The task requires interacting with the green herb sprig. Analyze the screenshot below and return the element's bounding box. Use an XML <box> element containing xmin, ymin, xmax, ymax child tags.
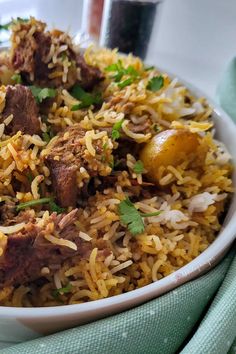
<box><xmin>118</xmin><ymin>198</ymin><xmax>162</xmax><ymax>235</ymax></box>
<box><xmin>52</xmin><ymin>283</ymin><xmax>72</xmax><ymax>298</ymax></box>
<box><xmin>147</xmin><ymin>75</ymin><xmax>164</xmax><ymax>92</ymax></box>
<box><xmin>11</xmin><ymin>73</ymin><xmax>22</xmax><ymax>84</ymax></box>
<box><xmin>133</xmin><ymin>160</ymin><xmax>144</xmax><ymax>174</ymax></box>
<box><xmin>105</xmin><ymin>60</ymin><xmax>139</xmax><ymax>89</ymax></box>
<box><xmin>0</xmin><ymin>18</ymin><xmax>28</xmax><ymax>31</ymax></box>
<box><xmin>29</xmin><ymin>86</ymin><xmax>57</xmax><ymax>104</ymax></box>
<box><xmin>70</xmin><ymin>84</ymin><xmax>102</xmax><ymax>110</ymax></box>
<box><xmin>111</xmin><ymin>119</ymin><xmax>124</xmax><ymax>140</ymax></box>
<box><xmin>16</xmin><ymin>197</ymin><xmax>65</xmax><ymax>214</ymax></box>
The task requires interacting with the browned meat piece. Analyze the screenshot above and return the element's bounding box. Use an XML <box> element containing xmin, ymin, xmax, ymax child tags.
<box><xmin>12</xmin><ymin>36</ymin><xmax>37</xmax><ymax>73</ymax></box>
<box><xmin>11</xmin><ymin>18</ymin><xmax>103</xmax><ymax>90</ymax></box>
<box><xmin>76</xmin><ymin>54</ymin><xmax>104</xmax><ymax>90</ymax></box>
<box><xmin>128</xmin><ymin>120</ymin><xmax>151</xmax><ymax>133</ymax></box>
<box><xmin>0</xmin><ymin>200</ymin><xmax>16</xmax><ymax>223</ymax></box>
<box><xmin>45</xmin><ymin>124</ymin><xmax>112</xmax><ymax>208</ymax></box>
<box><xmin>1</xmin><ymin>85</ymin><xmax>41</xmax><ymax>135</ymax></box>
<box><xmin>11</xmin><ymin>20</ymin><xmax>51</xmax><ymax>86</ymax></box>
<box><xmin>0</xmin><ymin>210</ymin><xmax>91</xmax><ymax>287</ymax></box>
<box><xmin>47</xmin><ymin>160</ymin><xmax>77</xmax><ymax>208</ymax></box>
<box><xmin>12</xmin><ymin>31</ymin><xmax>52</xmax><ymax>86</ymax></box>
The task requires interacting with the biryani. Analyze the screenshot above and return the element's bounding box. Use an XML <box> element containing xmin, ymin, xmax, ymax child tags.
<box><xmin>0</xmin><ymin>17</ymin><xmax>232</xmax><ymax>307</ymax></box>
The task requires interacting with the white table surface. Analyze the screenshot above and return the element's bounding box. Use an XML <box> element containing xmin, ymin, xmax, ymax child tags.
<box><xmin>0</xmin><ymin>0</ymin><xmax>235</xmax><ymax>349</ymax></box>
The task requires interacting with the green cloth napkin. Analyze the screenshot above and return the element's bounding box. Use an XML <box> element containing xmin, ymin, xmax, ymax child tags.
<box><xmin>217</xmin><ymin>57</ymin><xmax>236</xmax><ymax>122</ymax></box>
<box><xmin>1</xmin><ymin>247</ymin><xmax>235</xmax><ymax>354</ymax></box>
<box><xmin>2</xmin><ymin>60</ymin><xmax>236</xmax><ymax>354</ymax></box>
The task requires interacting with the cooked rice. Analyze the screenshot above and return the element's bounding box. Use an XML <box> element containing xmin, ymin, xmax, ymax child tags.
<box><xmin>0</xmin><ymin>18</ymin><xmax>233</xmax><ymax>308</ymax></box>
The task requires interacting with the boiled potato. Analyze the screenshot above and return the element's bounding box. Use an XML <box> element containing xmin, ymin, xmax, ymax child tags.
<box><xmin>140</xmin><ymin>129</ymin><xmax>200</xmax><ymax>183</ymax></box>
<box><xmin>0</xmin><ymin>52</ymin><xmax>15</xmax><ymax>86</ymax></box>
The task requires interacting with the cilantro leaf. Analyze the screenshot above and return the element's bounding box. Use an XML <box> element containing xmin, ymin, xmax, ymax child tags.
<box><xmin>147</xmin><ymin>76</ymin><xmax>164</xmax><ymax>92</ymax></box>
<box><xmin>118</xmin><ymin>198</ymin><xmax>145</xmax><ymax>235</ymax></box>
<box><xmin>152</xmin><ymin>124</ymin><xmax>160</xmax><ymax>133</ymax></box>
<box><xmin>133</xmin><ymin>160</ymin><xmax>144</xmax><ymax>174</ymax></box>
<box><xmin>0</xmin><ymin>22</ymin><xmax>11</xmax><ymax>31</ymax></box>
<box><xmin>70</xmin><ymin>84</ymin><xmax>102</xmax><ymax>110</ymax></box>
<box><xmin>118</xmin><ymin>198</ymin><xmax>162</xmax><ymax>236</ymax></box>
<box><xmin>49</xmin><ymin>200</ymin><xmax>65</xmax><ymax>214</ymax></box>
<box><xmin>42</xmin><ymin>127</ymin><xmax>55</xmax><ymax>144</ymax></box>
<box><xmin>117</xmin><ymin>78</ymin><xmax>134</xmax><ymax>89</ymax></box>
<box><xmin>105</xmin><ymin>63</ymin><xmax>119</xmax><ymax>72</ymax></box>
<box><xmin>38</xmin><ymin>88</ymin><xmax>56</xmax><ymax>103</ymax></box>
<box><xmin>111</xmin><ymin>119</ymin><xmax>124</xmax><ymax>140</ymax></box>
<box><xmin>105</xmin><ymin>61</ymin><xmax>139</xmax><ymax>89</ymax></box>
<box><xmin>0</xmin><ymin>18</ymin><xmax>28</xmax><ymax>31</ymax></box>
<box><xmin>16</xmin><ymin>197</ymin><xmax>65</xmax><ymax>214</ymax></box>
<box><xmin>52</xmin><ymin>283</ymin><xmax>72</xmax><ymax>298</ymax></box>
<box><xmin>126</xmin><ymin>66</ymin><xmax>139</xmax><ymax>77</ymax></box>
<box><xmin>11</xmin><ymin>73</ymin><xmax>22</xmax><ymax>84</ymax></box>
<box><xmin>42</xmin><ymin>132</ymin><xmax>51</xmax><ymax>143</ymax></box>
<box><xmin>16</xmin><ymin>197</ymin><xmax>52</xmax><ymax>211</ymax></box>
<box><xmin>29</xmin><ymin>86</ymin><xmax>56</xmax><ymax>103</ymax></box>
<box><xmin>144</xmin><ymin>66</ymin><xmax>155</xmax><ymax>71</ymax></box>
<box><xmin>60</xmin><ymin>52</ymin><xmax>67</xmax><ymax>61</ymax></box>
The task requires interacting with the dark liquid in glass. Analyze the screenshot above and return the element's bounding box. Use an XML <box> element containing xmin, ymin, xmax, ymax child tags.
<box><xmin>104</xmin><ymin>0</ymin><xmax>158</xmax><ymax>59</ymax></box>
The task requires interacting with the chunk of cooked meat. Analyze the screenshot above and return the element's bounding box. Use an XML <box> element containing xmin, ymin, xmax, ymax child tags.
<box><xmin>47</xmin><ymin>160</ymin><xmax>77</xmax><ymax>208</ymax></box>
<box><xmin>45</xmin><ymin>124</ymin><xmax>112</xmax><ymax>208</ymax></box>
<box><xmin>1</xmin><ymin>84</ymin><xmax>41</xmax><ymax>135</ymax></box>
<box><xmin>0</xmin><ymin>210</ymin><xmax>91</xmax><ymax>287</ymax></box>
<box><xmin>0</xmin><ymin>200</ymin><xmax>16</xmax><ymax>223</ymax></box>
<box><xmin>11</xmin><ymin>18</ymin><xmax>103</xmax><ymax>90</ymax></box>
<box><xmin>76</xmin><ymin>54</ymin><xmax>104</xmax><ymax>90</ymax></box>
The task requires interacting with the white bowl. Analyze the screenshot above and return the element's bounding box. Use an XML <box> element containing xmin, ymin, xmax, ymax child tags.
<box><xmin>0</xmin><ymin>76</ymin><xmax>235</xmax><ymax>345</ymax></box>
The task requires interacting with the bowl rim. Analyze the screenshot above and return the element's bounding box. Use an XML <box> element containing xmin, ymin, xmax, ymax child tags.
<box><xmin>0</xmin><ymin>70</ymin><xmax>235</xmax><ymax>319</ymax></box>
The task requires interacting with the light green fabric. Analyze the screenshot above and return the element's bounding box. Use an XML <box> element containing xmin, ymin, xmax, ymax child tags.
<box><xmin>2</xmin><ymin>60</ymin><xmax>236</xmax><ymax>354</ymax></box>
<box><xmin>217</xmin><ymin>57</ymin><xmax>236</xmax><ymax>122</ymax></box>
<box><xmin>1</xmin><ymin>248</ymin><xmax>235</xmax><ymax>354</ymax></box>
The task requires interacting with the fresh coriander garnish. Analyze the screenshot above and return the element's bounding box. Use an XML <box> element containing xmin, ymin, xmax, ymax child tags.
<box><xmin>133</xmin><ymin>160</ymin><xmax>144</xmax><ymax>174</ymax></box>
<box><xmin>70</xmin><ymin>84</ymin><xmax>102</xmax><ymax>110</ymax></box>
<box><xmin>0</xmin><ymin>22</ymin><xmax>11</xmax><ymax>31</ymax></box>
<box><xmin>105</xmin><ymin>60</ymin><xmax>139</xmax><ymax>89</ymax></box>
<box><xmin>147</xmin><ymin>75</ymin><xmax>164</xmax><ymax>92</ymax></box>
<box><xmin>52</xmin><ymin>283</ymin><xmax>72</xmax><ymax>298</ymax></box>
<box><xmin>42</xmin><ymin>128</ymin><xmax>55</xmax><ymax>144</ymax></box>
<box><xmin>103</xmin><ymin>142</ymin><xmax>108</xmax><ymax>150</ymax></box>
<box><xmin>29</xmin><ymin>86</ymin><xmax>56</xmax><ymax>103</ymax></box>
<box><xmin>16</xmin><ymin>197</ymin><xmax>65</xmax><ymax>214</ymax></box>
<box><xmin>117</xmin><ymin>78</ymin><xmax>134</xmax><ymax>89</ymax></box>
<box><xmin>152</xmin><ymin>124</ymin><xmax>160</xmax><ymax>133</ymax></box>
<box><xmin>60</xmin><ymin>52</ymin><xmax>67</xmax><ymax>61</ymax></box>
<box><xmin>16</xmin><ymin>197</ymin><xmax>52</xmax><ymax>211</ymax></box>
<box><xmin>111</xmin><ymin>119</ymin><xmax>124</xmax><ymax>140</ymax></box>
<box><xmin>42</xmin><ymin>132</ymin><xmax>51</xmax><ymax>143</ymax></box>
<box><xmin>144</xmin><ymin>66</ymin><xmax>155</xmax><ymax>71</ymax></box>
<box><xmin>49</xmin><ymin>200</ymin><xmax>65</xmax><ymax>214</ymax></box>
<box><xmin>118</xmin><ymin>197</ymin><xmax>162</xmax><ymax>236</ymax></box>
<box><xmin>11</xmin><ymin>73</ymin><xmax>22</xmax><ymax>84</ymax></box>
<box><xmin>0</xmin><ymin>18</ymin><xmax>28</xmax><ymax>31</ymax></box>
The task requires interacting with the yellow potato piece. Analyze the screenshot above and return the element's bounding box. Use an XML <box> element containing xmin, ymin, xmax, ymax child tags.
<box><xmin>140</xmin><ymin>129</ymin><xmax>200</xmax><ymax>183</ymax></box>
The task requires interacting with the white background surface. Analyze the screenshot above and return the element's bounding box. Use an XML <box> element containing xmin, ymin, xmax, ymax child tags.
<box><xmin>147</xmin><ymin>0</ymin><xmax>236</xmax><ymax>98</ymax></box>
<box><xmin>0</xmin><ymin>0</ymin><xmax>235</xmax><ymax>349</ymax></box>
